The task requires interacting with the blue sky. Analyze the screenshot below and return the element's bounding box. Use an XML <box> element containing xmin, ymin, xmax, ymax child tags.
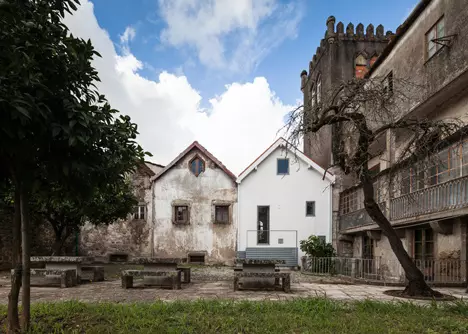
<box><xmin>65</xmin><ymin>0</ymin><xmax>418</xmax><ymax>173</ymax></box>
<box><xmin>92</xmin><ymin>0</ymin><xmax>417</xmax><ymax>106</ymax></box>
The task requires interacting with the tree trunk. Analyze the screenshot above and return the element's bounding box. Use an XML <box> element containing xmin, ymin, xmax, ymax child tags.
<box><xmin>7</xmin><ymin>187</ymin><xmax>21</xmax><ymax>333</ymax></box>
<box><xmin>52</xmin><ymin>228</ymin><xmax>64</xmax><ymax>256</ymax></box>
<box><xmin>20</xmin><ymin>185</ymin><xmax>31</xmax><ymax>330</ymax></box>
<box><xmin>360</xmin><ymin>178</ymin><xmax>442</xmax><ymax>297</ymax></box>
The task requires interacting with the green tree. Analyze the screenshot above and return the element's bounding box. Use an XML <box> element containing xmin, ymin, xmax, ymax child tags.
<box><xmin>0</xmin><ymin>0</ymin><xmax>146</xmax><ymax>331</ymax></box>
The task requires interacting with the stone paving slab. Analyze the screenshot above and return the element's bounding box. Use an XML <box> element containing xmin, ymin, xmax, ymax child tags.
<box><xmin>0</xmin><ymin>279</ymin><xmax>465</xmax><ymax>304</ymax></box>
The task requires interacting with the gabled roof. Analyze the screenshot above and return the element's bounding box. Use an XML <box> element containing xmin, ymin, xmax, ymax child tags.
<box><xmin>151</xmin><ymin>141</ymin><xmax>237</xmax><ymax>182</ymax></box>
<box><xmin>237</xmin><ymin>138</ymin><xmax>335</xmax><ymax>183</ymax></box>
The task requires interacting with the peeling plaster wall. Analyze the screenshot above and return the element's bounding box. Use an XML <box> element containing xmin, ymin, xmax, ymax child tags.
<box><xmin>79</xmin><ymin>166</ymin><xmax>154</xmax><ymax>260</ymax></box>
<box><xmin>154</xmin><ymin>149</ymin><xmax>237</xmax><ymax>265</ymax></box>
<box><xmin>437</xmin><ymin>220</ymin><xmax>462</xmax><ymax>259</ymax></box>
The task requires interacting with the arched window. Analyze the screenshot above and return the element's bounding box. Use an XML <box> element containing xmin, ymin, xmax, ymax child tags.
<box><xmin>316</xmin><ymin>76</ymin><xmax>322</xmax><ymax>105</ymax></box>
<box><xmin>189</xmin><ymin>156</ymin><xmax>205</xmax><ymax>177</ymax></box>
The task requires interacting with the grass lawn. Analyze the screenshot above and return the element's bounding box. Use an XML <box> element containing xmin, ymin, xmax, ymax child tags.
<box><xmin>1</xmin><ymin>298</ymin><xmax>468</xmax><ymax>333</ymax></box>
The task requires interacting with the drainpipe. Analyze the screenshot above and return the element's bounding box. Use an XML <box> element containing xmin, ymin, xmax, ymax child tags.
<box><xmin>236</xmin><ymin>182</ymin><xmax>240</xmax><ymax>256</ymax></box>
<box><xmin>150</xmin><ymin>179</ymin><xmax>155</xmax><ymax>257</ymax></box>
<box><xmin>330</xmin><ymin>182</ymin><xmax>334</xmax><ymax>246</ymax></box>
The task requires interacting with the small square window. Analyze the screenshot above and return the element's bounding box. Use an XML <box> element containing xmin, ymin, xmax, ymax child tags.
<box><xmin>318</xmin><ymin>236</ymin><xmax>326</xmax><ymax>243</ymax></box>
<box><xmin>215</xmin><ymin>205</ymin><xmax>229</xmax><ymax>224</ymax></box>
<box><xmin>277</xmin><ymin>158</ymin><xmax>289</xmax><ymax>175</ymax></box>
<box><xmin>174</xmin><ymin>206</ymin><xmax>189</xmax><ymax>224</ymax></box>
<box><xmin>306</xmin><ymin>201</ymin><xmax>315</xmax><ymax>217</ymax></box>
<box><xmin>133</xmin><ymin>205</ymin><xmax>146</xmax><ymax>220</ymax></box>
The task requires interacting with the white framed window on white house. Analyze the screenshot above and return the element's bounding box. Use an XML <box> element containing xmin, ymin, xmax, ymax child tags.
<box><xmin>318</xmin><ymin>236</ymin><xmax>326</xmax><ymax>243</ymax></box>
<box><xmin>133</xmin><ymin>205</ymin><xmax>146</xmax><ymax>220</ymax></box>
<box><xmin>306</xmin><ymin>201</ymin><xmax>315</xmax><ymax>217</ymax></box>
<box><xmin>426</xmin><ymin>17</ymin><xmax>445</xmax><ymax>59</ymax></box>
<box><xmin>277</xmin><ymin>158</ymin><xmax>289</xmax><ymax>175</ymax></box>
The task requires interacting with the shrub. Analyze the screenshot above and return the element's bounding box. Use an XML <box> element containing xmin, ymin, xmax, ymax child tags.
<box><xmin>300</xmin><ymin>235</ymin><xmax>336</xmax><ymax>258</ymax></box>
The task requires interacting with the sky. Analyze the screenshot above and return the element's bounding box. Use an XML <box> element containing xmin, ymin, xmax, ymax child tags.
<box><xmin>64</xmin><ymin>0</ymin><xmax>418</xmax><ymax>174</ymax></box>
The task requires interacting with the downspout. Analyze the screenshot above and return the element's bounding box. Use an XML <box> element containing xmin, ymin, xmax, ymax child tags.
<box><xmin>150</xmin><ymin>179</ymin><xmax>155</xmax><ymax>257</ymax></box>
<box><xmin>236</xmin><ymin>181</ymin><xmax>240</xmax><ymax>256</ymax></box>
<box><xmin>329</xmin><ymin>181</ymin><xmax>334</xmax><ymax>246</ymax></box>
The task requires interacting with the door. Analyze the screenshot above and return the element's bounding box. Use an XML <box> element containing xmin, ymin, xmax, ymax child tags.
<box><xmin>257</xmin><ymin>206</ymin><xmax>270</xmax><ymax>244</ymax></box>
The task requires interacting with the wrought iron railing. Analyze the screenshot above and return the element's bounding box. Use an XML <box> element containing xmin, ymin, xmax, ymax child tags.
<box><xmin>301</xmin><ymin>256</ymin><xmax>466</xmax><ymax>284</ymax></box>
<box><xmin>391</xmin><ymin>175</ymin><xmax>468</xmax><ymax>220</ymax></box>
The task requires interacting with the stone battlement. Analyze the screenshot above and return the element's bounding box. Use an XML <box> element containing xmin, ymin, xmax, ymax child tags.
<box><xmin>306</xmin><ymin>16</ymin><xmax>394</xmax><ymax>76</ymax></box>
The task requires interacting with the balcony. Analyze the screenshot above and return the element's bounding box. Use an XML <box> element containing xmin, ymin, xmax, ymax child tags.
<box><xmin>339</xmin><ymin>174</ymin><xmax>468</xmax><ymax>232</ymax></box>
<box><xmin>391</xmin><ymin>175</ymin><xmax>468</xmax><ymax>221</ymax></box>
<box><xmin>340</xmin><ymin>203</ymin><xmax>386</xmax><ymax>231</ymax></box>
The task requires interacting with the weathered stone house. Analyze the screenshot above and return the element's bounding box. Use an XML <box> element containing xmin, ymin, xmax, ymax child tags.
<box><xmin>79</xmin><ymin>161</ymin><xmax>163</xmax><ymax>261</ymax></box>
<box><xmin>302</xmin><ymin>0</ymin><xmax>468</xmax><ymax>284</ymax></box>
<box><xmin>152</xmin><ymin>141</ymin><xmax>238</xmax><ymax>265</ymax></box>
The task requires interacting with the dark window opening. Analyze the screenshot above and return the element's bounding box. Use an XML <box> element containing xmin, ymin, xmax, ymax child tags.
<box><xmin>109</xmin><ymin>254</ymin><xmax>128</xmax><ymax>263</ymax></box>
<box><xmin>318</xmin><ymin>236</ymin><xmax>326</xmax><ymax>243</ymax></box>
<box><xmin>174</xmin><ymin>205</ymin><xmax>189</xmax><ymax>224</ymax></box>
<box><xmin>306</xmin><ymin>201</ymin><xmax>316</xmax><ymax>217</ymax></box>
<box><xmin>383</xmin><ymin>71</ymin><xmax>393</xmax><ymax>98</ymax></box>
<box><xmin>414</xmin><ymin>227</ymin><xmax>434</xmax><ymax>261</ymax></box>
<box><xmin>189</xmin><ymin>157</ymin><xmax>205</xmax><ymax>177</ymax></box>
<box><xmin>257</xmin><ymin>206</ymin><xmax>270</xmax><ymax>244</ymax></box>
<box><xmin>215</xmin><ymin>205</ymin><xmax>229</xmax><ymax>223</ymax></box>
<box><xmin>277</xmin><ymin>158</ymin><xmax>289</xmax><ymax>175</ymax></box>
<box><xmin>188</xmin><ymin>254</ymin><xmax>205</xmax><ymax>264</ymax></box>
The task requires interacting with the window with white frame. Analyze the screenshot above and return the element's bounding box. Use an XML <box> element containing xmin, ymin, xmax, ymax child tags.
<box><xmin>316</xmin><ymin>76</ymin><xmax>322</xmax><ymax>104</ymax></box>
<box><xmin>426</xmin><ymin>17</ymin><xmax>445</xmax><ymax>59</ymax></box>
<box><xmin>277</xmin><ymin>158</ymin><xmax>289</xmax><ymax>175</ymax></box>
<box><xmin>133</xmin><ymin>205</ymin><xmax>146</xmax><ymax>220</ymax></box>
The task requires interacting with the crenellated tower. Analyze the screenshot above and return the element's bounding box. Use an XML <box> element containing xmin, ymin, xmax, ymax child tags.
<box><xmin>301</xmin><ymin>16</ymin><xmax>394</xmax><ymax>167</ymax></box>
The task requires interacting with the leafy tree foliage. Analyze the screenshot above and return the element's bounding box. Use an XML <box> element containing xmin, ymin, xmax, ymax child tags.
<box><xmin>0</xmin><ymin>0</ymin><xmax>147</xmax><ymax>331</ymax></box>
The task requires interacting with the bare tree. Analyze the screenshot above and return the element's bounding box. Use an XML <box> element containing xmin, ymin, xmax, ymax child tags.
<box><xmin>284</xmin><ymin>76</ymin><xmax>464</xmax><ymax>297</ymax></box>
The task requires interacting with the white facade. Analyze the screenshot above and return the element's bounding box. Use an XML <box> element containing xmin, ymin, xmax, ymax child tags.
<box><xmin>237</xmin><ymin>138</ymin><xmax>334</xmax><ymax>264</ymax></box>
<box><xmin>152</xmin><ymin>142</ymin><xmax>238</xmax><ymax>265</ymax></box>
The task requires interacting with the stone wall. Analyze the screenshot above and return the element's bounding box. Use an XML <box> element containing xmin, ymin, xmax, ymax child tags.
<box><xmin>79</xmin><ymin>163</ymin><xmax>156</xmax><ymax>261</ymax></box>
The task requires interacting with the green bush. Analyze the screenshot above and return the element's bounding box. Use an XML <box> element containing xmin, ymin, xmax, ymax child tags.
<box><xmin>300</xmin><ymin>235</ymin><xmax>336</xmax><ymax>258</ymax></box>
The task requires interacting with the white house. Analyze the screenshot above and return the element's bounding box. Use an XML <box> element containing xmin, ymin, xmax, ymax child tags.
<box><xmin>237</xmin><ymin>138</ymin><xmax>335</xmax><ymax>266</ymax></box>
<box><xmin>152</xmin><ymin>141</ymin><xmax>238</xmax><ymax>265</ymax></box>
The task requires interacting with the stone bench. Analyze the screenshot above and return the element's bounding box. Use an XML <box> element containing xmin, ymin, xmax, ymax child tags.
<box><xmin>177</xmin><ymin>267</ymin><xmax>191</xmax><ymax>283</ymax></box>
<box><xmin>121</xmin><ymin>270</ymin><xmax>181</xmax><ymax>290</ymax></box>
<box><xmin>233</xmin><ymin>272</ymin><xmax>291</xmax><ymax>293</ymax></box>
<box><xmin>81</xmin><ymin>266</ymin><xmax>105</xmax><ymax>282</ymax></box>
<box><xmin>13</xmin><ymin>268</ymin><xmax>78</xmax><ymax>288</ymax></box>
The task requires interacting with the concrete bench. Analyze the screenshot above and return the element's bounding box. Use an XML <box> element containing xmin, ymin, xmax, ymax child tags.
<box><xmin>177</xmin><ymin>267</ymin><xmax>191</xmax><ymax>283</ymax></box>
<box><xmin>13</xmin><ymin>268</ymin><xmax>78</xmax><ymax>288</ymax></box>
<box><xmin>121</xmin><ymin>270</ymin><xmax>181</xmax><ymax>290</ymax></box>
<box><xmin>233</xmin><ymin>272</ymin><xmax>291</xmax><ymax>293</ymax></box>
<box><xmin>81</xmin><ymin>266</ymin><xmax>105</xmax><ymax>282</ymax></box>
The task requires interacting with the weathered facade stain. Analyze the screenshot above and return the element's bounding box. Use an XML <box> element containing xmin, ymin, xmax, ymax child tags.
<box><xmin>154</xmin><ymin>144</ymin><xmax>237</xmax><ymax>265</ymax></box>
<box><xmin>79</xmin><ymin>162</ymin><xmax>162</xmax><ymax>260</ymax></box>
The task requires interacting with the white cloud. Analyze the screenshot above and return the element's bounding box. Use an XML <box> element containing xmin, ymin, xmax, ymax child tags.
<box><xmin>120</xmin><ymin>26</ymin><xmax>136</xmax><ymax>44</ymax></box>
<box><xmin>64</xmin><ymin>0</ymin><xmax>293</xmax><ymax>174</ymax></box>
<box><xmin>158</xmin><ymin>0</ymin><xmax>303</xmax><ymax>72</ymax></box>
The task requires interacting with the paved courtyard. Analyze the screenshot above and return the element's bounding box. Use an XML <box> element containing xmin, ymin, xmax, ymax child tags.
<box><xmin>0</xmin><ymin>267</ymin><xmax>465</xmax><ymax>304</ymax></box>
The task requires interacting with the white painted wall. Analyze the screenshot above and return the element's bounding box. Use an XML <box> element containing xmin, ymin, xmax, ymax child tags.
<box><xmin>238</xmin><ymin>147</ymin><xmax>333</xmax><ymax>263</ymax></box>
<box><xmin>154</xmin><ymin>149</ymin><xmax>237</xmax><ymax>265</ymax></box>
